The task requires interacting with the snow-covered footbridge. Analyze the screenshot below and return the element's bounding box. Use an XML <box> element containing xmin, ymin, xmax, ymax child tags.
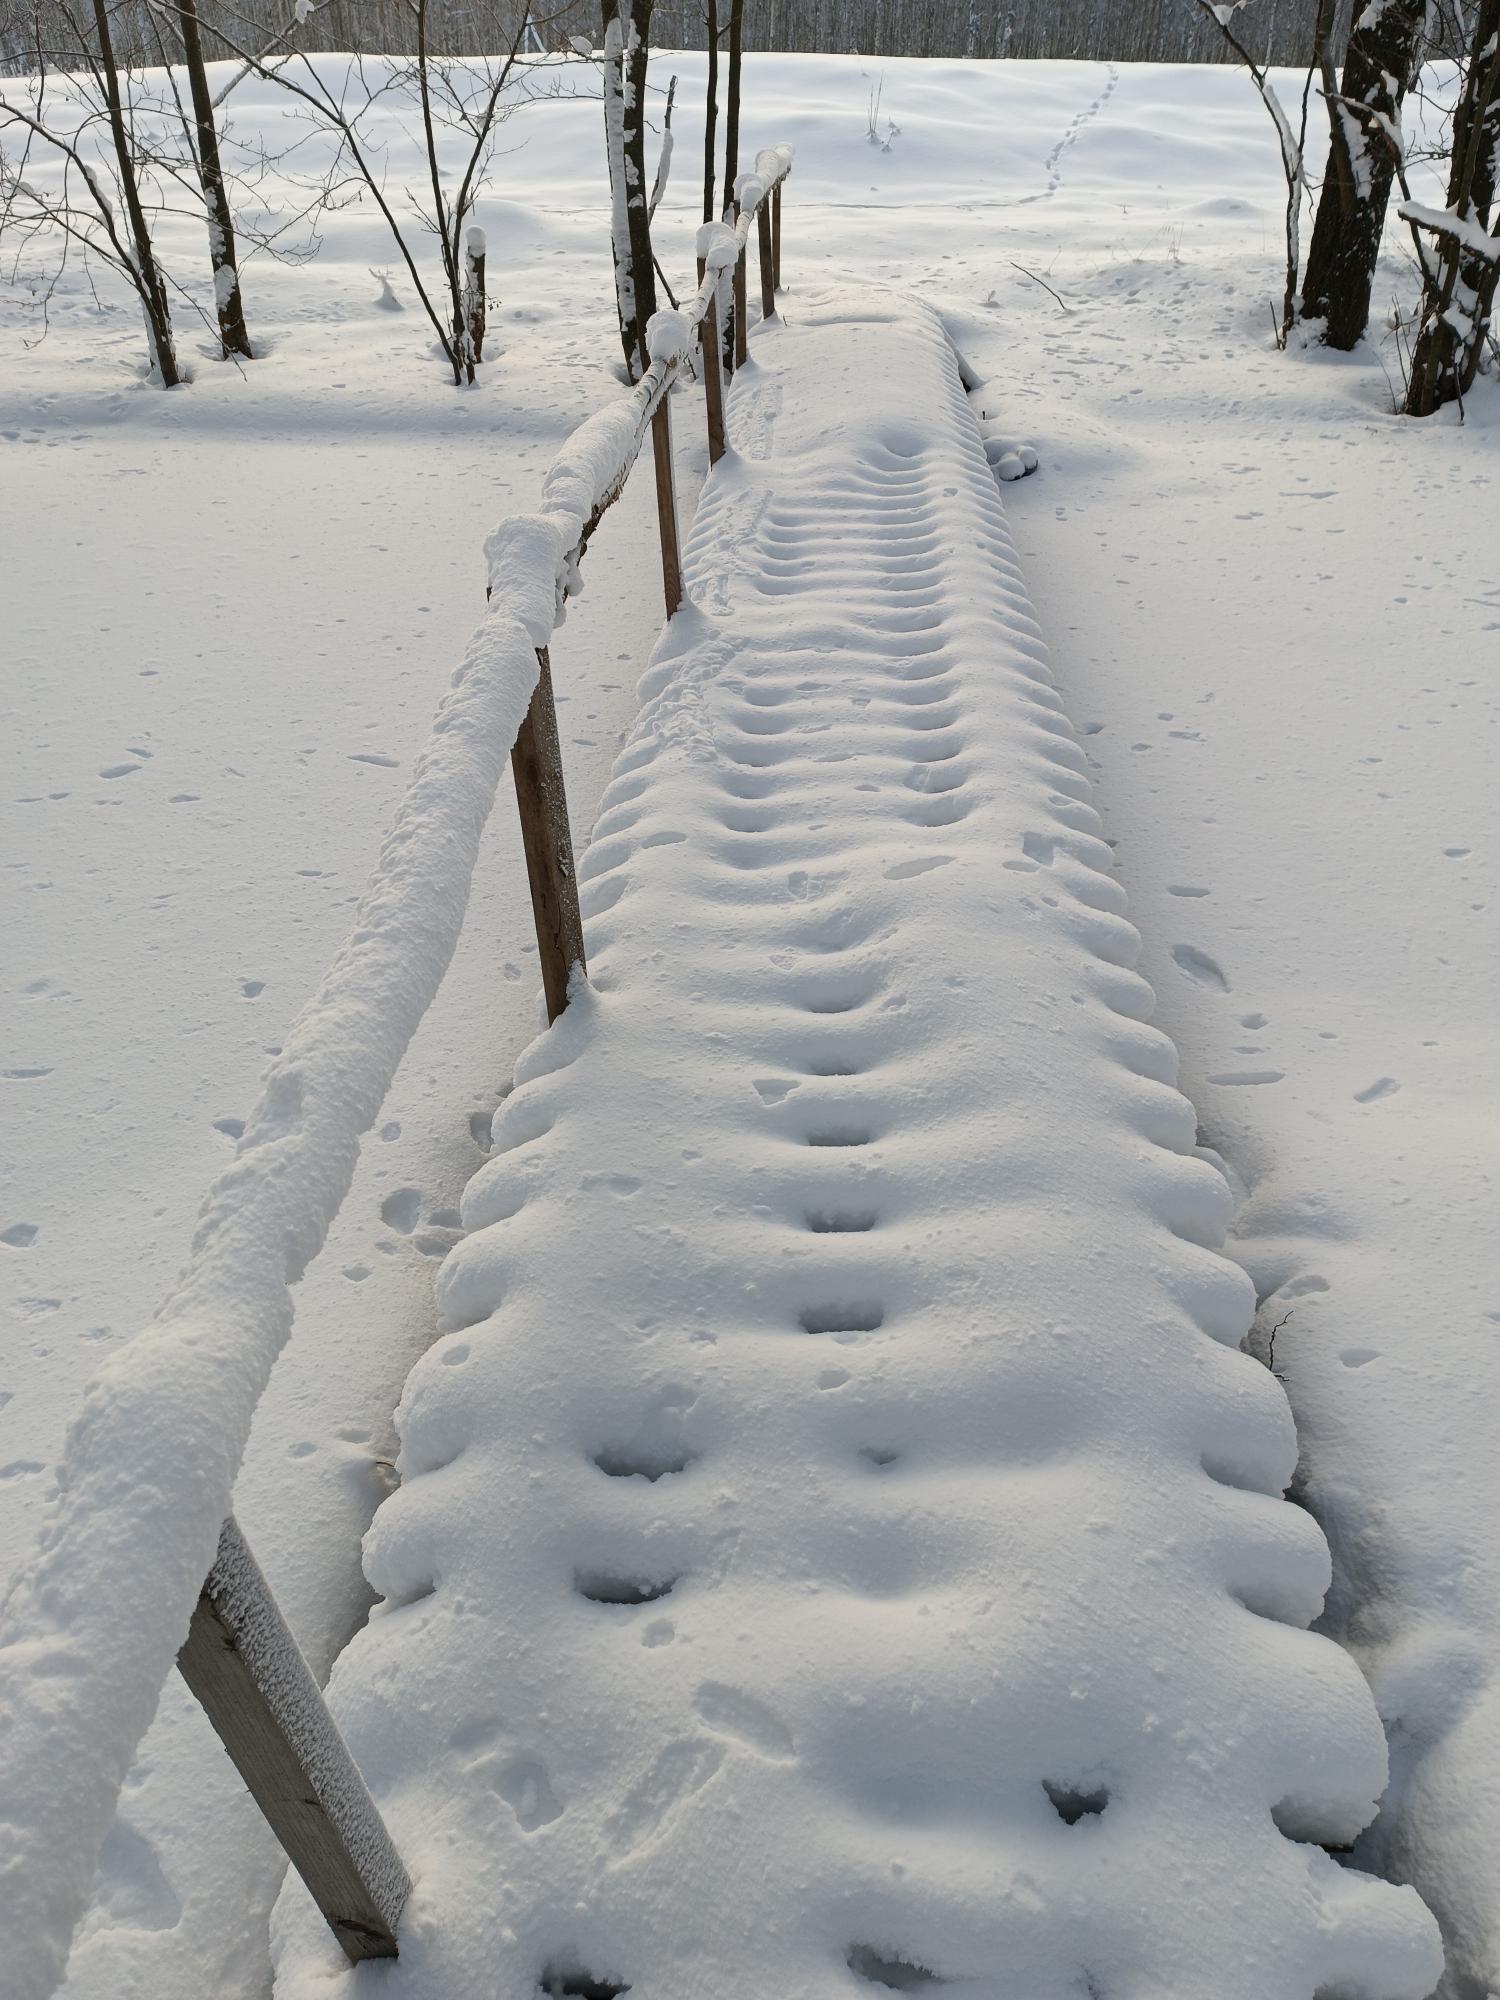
<box><xmin>276</xmin><ymin>294</ymin><xmax>1437</xmax><ymax>1998</ymax></box>
<box><xmin>0</xmin><ymin>172</ymin><xmax>1442</xmax><ymax>2000</ymax></box>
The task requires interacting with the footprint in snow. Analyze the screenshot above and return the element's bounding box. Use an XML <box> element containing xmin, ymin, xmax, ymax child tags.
<box><xmin>1170</xmin><ymin>943</ymin><xmax>1228</xmax><ymax>990</ymax></box>
<box><xmin>693</xmin><ymin>1682</ymin><xmax>797</xmax><ymax>1761</ymax></box>
<box><xmin>1354</xmin><ymin>1077</ymin><xmax>1400</xmax><ymax>1104</ymax></box>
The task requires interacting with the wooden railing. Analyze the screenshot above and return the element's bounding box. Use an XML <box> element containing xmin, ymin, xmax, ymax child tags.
<box><xmin>0</xmin><ymin>144</ymin><xmax>792</xmax><ymax>2000</ymax></box>
<box><xmin>509</xmin><ymin>144</ymin><xmax>793</xmax><ymax>1021</ymax></box>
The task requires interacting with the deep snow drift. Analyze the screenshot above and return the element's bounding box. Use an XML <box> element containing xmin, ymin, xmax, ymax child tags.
<box><xmin>2</xmin><ymin>43</ymin><xmax>1496</xmax><ymax>2000</ymax></box>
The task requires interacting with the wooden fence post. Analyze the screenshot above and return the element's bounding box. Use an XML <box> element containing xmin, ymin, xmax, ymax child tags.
<box><xmin>511</xmin><ymin>647</ymin><xmax>586</xmax><ymax>1023</ymax></box>
<box><xmin>757</xmin><ymin>201</ymin><xmax>775</xmax><ymax>321</ymax></box>
<box><xmin>177</xmin><ymin>1517</ymin><xmax>410</xmax><ymax>1964</ymax></box>
<box><xmin>723</xmin><ymin>204</ymin><xmax>740</xmax><ymax>379</ymax></box>
<box><xmin>734</xmin><ymin>235</ymin><xmax>749</xmax><ymax>368</ymax></box>
<box><xmin>701</xmin><ymin>292</ymin><xmax>727</xmax><ymax>464</ymax></box>
<box><xmin>772</xmin><ymin>184</ymin><xmax>782</xmax><ymax>291</ymax></box>
<box><xmin>650</xmin><ymin>392</ymin><xmax>683</xmax><ymax>617</ymax></box>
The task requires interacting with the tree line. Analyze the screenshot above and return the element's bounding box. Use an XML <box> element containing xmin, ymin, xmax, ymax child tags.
<box><xmin>4</xmin><ymin>0</ymin><xmax>1363</xmax><ymax>73</ymax></box>
<box><xmin>2</xmin><ymin>0</ymin><xmax>1495</xmax><ymax>416</ymax></box>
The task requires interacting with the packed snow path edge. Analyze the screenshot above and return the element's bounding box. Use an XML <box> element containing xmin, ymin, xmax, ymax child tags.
<box><xmin>272</xmin><ymin>292</ymin><xmax>1440</xmax><ymax>2000</ymax></box>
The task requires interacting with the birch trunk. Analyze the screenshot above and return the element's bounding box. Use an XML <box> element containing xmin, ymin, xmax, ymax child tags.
<box><xmin>175</xmin><ymin>0</ymin><xmax>253</xmax><ymax>359</ymax></box>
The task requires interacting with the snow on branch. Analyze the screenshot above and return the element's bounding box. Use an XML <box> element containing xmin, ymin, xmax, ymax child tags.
<box><xmin>1399</xmin><ymin>199</ymin><xmax>1500</xmax><ymax>260</ymax></box>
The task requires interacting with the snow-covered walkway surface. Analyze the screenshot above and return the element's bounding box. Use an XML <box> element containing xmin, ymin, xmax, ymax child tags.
<box><xmin>273</xmin><ymin>295</ymin><xmax>1440</xmax><ymax>2000</ymax></box>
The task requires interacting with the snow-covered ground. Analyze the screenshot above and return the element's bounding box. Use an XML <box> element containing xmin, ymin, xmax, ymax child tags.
<box><xmin>2</xmin><ymin>45</ymin><xmax>1496</xmax><ymax>2000</ymax></box>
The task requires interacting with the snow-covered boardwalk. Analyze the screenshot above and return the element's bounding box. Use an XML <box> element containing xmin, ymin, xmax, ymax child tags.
<box><xmin>272</xmin><ymin>295</ymin><xmax>1440</xmax><ymax>2000</ymax></box>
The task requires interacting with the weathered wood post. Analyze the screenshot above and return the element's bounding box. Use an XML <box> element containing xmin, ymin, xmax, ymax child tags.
<box><xmin>177</xmin><ymin>1517</ymin><xmax>410</xmax><ymax>1964</ymax></box>
<box><xmin>511</xmin><ymin>648</ymin><xmax>586</xmax><ymax>1023</ymax></box>
<box><xmin>757</xmin><ymin>201</ymin><xmax>775</xmax><ymax>321</ymax></box>
<box><xmin>772</xmin><ymin>184</ymin><xmax>782</xmax><ymax>290</ymax></box>
<box><xmin>463</xmin><ymin>226</ymin><xmax>487</xmax><ymax>365</ymax></box>
<box><xmin>700</xmin><ymin>294</ymin><xmax>727</xmax><ymax>464</ymax></box>
<box><xmin>725</xmin><ymin>201</ymin><xmax>741</xmax><ymax>379</ymax></box>
<box><xmin>733</xmin><ymin>233</ymin><xmax>749</xmax><ymax>369</ymax></box>
<box><xmin>696</xmin><ymin>221</ymin><xmax>736</xmax><ymax>464</ymax></box>
<box><xmin>651</xmin><ymin>391</ymin><xmax>683</xmax><ymax>617</ymax></box>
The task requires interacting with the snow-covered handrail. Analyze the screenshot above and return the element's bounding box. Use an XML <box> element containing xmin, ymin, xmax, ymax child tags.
<box><xmin>485</xmin><ymin>140</ymin><xmax>794</xmax><ymax>638</ymax></box>
<box><xmin>0</xmin><ymin>136</ymin><xmax>795</xmax><ymax>2000</ymax></box>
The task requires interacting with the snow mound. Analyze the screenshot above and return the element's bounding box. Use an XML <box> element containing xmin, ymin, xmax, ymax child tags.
<box><xmin>271</xmin><ymin>291</ymin><xmax>1441</xmax><ymax>2000</ymax></box>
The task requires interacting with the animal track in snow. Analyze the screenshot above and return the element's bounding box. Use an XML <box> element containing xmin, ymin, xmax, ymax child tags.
<box><xmin>1354</xmin><ymin>1077</ymin><xmax>1400</xmax><ymax>1103</ymax></box>
<box><xmin>692</xmin><ymin>1683</ymin><xmax>796</xmax><ymax>1761</ymax></box>
<box><xmin>1170</xmin><ymin>943</ymin><xmax>1227</xmax><ymax>990</ymax></box>
<box><xmin>380</xmin><ymin>1187</ymin><xmax>422</xmax><ymax>1233</ymax></box>
<box><xmin>602</xmin><ymin>1738</ymin><xmax>724</xmax><ymax>1863</ymax></box>
<box><xmin>846</xmin><ymin>1945</ymin><xmax>943</xmax><ymax>1991</ymax></box>
<box><xmin>492</xmin><ymin>1756</ymin><xmax>564</xmax><ymax>1831</ymax></box>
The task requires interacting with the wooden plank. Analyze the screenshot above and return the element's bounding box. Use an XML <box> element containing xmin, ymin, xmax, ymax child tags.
<box><xmin>511</xmin><ymin>646</ymin><xmax>587</xmax><ymax>1023</ymax></box>
<box><xmin>177</xmin><ymin>1517</ymin><xmax>410</xmax><ymax>1964</ymax></box>
<box><xmin>734</xmin><ymin>238</ymin><xmax>749</xmax><ymax>369</ymax></box>
<box><xmin>650</xmin><ymin>393</ymin><xmax>684</xmax><ymax>618</ymax></box>
<box><xmin>772</xmin><ymin>183</ymin><xmax>782</xmax><ymax>291</ymax></box>
<box><xmin>701</xmin><ymin>291</ymin><xmax>728</xmax><ymax>464</ymax></box>
<box><xmin>757</xmin><ymin>201</ymin><xmax>775</xmax><ymax>320</ymax></box>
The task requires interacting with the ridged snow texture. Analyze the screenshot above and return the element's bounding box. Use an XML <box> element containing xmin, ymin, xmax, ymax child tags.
<box><xmin>272</xmin><ymin>292</ymin><xmax>1441</xmax><ymax>2000</ymax></box>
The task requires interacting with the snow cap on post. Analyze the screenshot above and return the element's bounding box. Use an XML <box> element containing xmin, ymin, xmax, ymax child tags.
<box><xmin>696</xmin><ymin>221</ymin><xmax>738</xmax><ymax>273</ymax></box>
<box><xmin>483</xmin><ymin>513</ymin><xmax>568</xmax><ymax>646</ymax></box>
<box><xmin>466</xmin><ymin>224</ymin><xmax>486</xmax><ymax>257</ymax></box>
<box><xmin>734</xmin><ymin>172</ymin><xmax>765</xmax><ymax>215</ymax></box>
<box><xmin>646</xmin><ymin>309</ymin><xmax>692</xmax><ymax>367</ymax></box>
<box><xmin>755</xmin><ymin>146</ymin><xmax>783</xmax><ymax>184</ymax></box>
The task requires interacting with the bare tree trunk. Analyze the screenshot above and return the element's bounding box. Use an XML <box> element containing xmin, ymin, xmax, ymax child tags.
<box><xmin>1406</xmin><ymin>0</ymin><xmax>1500</xmax><ymax>415</ymax></box>
<box><xmin>602</xmin><ymin>0</ymin><xmax>657</xmax><ymax>379</ymax></box>
<box><xmin>720</xmin><ymin>0</ymin><xmax>742</xmax><ymax>220</ymax></box>
<box><xmin>92</xmin><ymin>0</ymin><xmax>179</xmax><ymax>385</ymax></box>
<box><xmin>1301</xmin><ymin>0</ymin><xmax>1426</xmax><ymax>349</ymax></box>
<box><xmin>414</xmin><ymin>0</ymin><xmax>468</xmax><ymax>384</ymax></box>
<box><xmin>719</xmin><ymin>0</ymin><xmax>743</xmax><ymax>372</ymax></box>
<box><xmin>702</xmin><ymin>0</ymin><xmax>718</xmax><ymax>233</ymax></box>
<box><xmin>173</xmin><ymin>0</ymin><xmax>253</xmax><ymax>359</ymax></box>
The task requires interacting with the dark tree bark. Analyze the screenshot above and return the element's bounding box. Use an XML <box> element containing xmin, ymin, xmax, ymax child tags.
<box><xmin>602</xmin><ymin>0</ymin><xmax>657</xmax><ymax>379</ymax></box>
<box><xmin>1301</xmin><ymin>0</ymin><xmax>1427</xmax><ymax>349</ymax></box>
<box><xmin>173</xmin><ymin>0</ymin><xmax>253</xmax><ymax>359</ymax></box>
<box><xmin>720</xmin><ymin>0</ymin><xmax>743</xmax><ymax>220</ymax></box>
<box><xmin>1406</xmin><ymin>0</ymin><xmax>1500</xmax><ymax>414</ymax></box>
<box><xmin>92</xmin><ymin>0</ymin><xmax>179</xmax><ymax>385</ymax></box>
<box><xmin>718</xmin><ymin>0</ymin><xmax>743</xmax><ymax>371</ymax></box>
<box><xmin>702</xmin><ymin>0</ymin><xmax>718</xmax><ymax>231</ymax></box>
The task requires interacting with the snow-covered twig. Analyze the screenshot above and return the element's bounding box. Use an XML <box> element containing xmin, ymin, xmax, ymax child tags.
<box><xmin>647</xmin><ymin>69</ymin><xmax>674</xmax><ymax>222</ymax></box>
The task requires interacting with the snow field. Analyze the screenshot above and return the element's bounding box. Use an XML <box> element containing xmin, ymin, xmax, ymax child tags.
<box><xmin>271</xmin><ymin>294</ymin><xmax>1441</xmax><ymax>2000</ymax></box>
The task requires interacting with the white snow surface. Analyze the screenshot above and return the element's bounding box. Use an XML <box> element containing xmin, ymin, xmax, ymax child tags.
<box><xmin>0</xmin><ymin>469</ymin><xmax>548</xmax><ymax>2000</ymax></box>
<box><xmin>3</xmin><ymin>44</ymin><xmax>1498</xmax><ymax>2000</ymax></box>
<box><xmin>271</xmin><ymin>294</ymin><xmax>1440</xmax><ymax>2000</ymax></box>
